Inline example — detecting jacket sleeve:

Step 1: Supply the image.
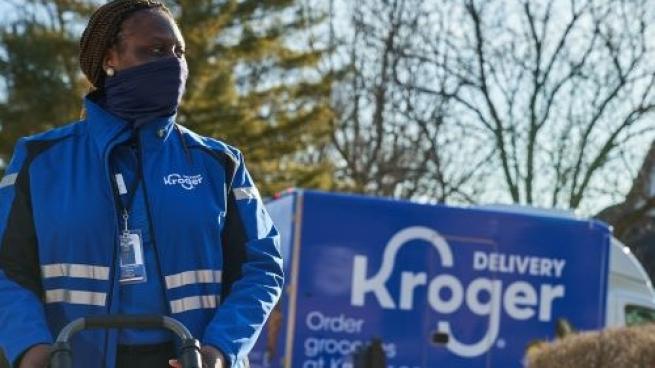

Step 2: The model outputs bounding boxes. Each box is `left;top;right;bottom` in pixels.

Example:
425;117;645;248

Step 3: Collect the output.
202;150;284;367
0;139;53;366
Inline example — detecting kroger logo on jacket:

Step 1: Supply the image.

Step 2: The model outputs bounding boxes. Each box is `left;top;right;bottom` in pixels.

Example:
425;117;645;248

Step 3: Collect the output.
164;173;203;190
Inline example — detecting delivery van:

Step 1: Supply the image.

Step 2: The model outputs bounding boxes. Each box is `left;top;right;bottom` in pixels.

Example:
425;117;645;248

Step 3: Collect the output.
248;190;655;368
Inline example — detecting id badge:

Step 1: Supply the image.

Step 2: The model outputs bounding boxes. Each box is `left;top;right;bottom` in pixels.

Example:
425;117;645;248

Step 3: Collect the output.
119;230;147;284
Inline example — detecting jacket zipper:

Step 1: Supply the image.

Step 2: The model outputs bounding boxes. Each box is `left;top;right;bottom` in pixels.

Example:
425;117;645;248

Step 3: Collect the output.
136;133;173;316
103;138;126;368
101;130;174;367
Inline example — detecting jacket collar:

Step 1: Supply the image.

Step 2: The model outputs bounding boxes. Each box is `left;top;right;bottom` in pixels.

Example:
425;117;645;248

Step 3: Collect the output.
83;97;177;154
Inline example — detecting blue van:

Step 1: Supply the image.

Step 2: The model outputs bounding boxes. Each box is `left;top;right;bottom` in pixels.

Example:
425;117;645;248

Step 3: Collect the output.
249;190;655;368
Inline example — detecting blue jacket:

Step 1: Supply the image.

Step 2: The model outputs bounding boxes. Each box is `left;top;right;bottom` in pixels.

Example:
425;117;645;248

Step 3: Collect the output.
0;99;284;368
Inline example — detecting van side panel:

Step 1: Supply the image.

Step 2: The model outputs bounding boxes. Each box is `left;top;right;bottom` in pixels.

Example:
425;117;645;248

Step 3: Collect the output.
254;191;611;368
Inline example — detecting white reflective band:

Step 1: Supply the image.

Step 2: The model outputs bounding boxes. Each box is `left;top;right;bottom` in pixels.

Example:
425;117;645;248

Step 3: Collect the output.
0;174;17;189
170;295;220;314
233;187;259;201
115;174;127;195
165;270;222;289
45;289;107;306
41;264;110;280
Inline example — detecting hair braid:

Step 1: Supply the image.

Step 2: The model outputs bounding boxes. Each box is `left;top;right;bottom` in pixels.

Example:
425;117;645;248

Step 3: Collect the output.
79;0;172;88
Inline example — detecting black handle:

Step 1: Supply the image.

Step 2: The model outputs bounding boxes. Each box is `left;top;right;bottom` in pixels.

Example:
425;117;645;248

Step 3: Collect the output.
432;331;449;345
50;314;201;368
179;339;203;368
55;314;193;343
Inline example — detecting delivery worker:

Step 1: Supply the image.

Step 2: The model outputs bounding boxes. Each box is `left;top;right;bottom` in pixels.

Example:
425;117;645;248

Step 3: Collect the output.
0;1;284;367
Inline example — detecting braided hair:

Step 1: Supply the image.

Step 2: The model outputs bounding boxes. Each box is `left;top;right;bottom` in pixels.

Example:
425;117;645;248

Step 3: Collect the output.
79;0;173;88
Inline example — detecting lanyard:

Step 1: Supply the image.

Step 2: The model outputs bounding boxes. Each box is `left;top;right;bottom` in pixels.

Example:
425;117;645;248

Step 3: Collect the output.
109;147;142;233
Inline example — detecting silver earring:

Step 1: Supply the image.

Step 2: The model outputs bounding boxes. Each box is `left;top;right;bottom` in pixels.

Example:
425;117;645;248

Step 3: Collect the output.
106;67;115;77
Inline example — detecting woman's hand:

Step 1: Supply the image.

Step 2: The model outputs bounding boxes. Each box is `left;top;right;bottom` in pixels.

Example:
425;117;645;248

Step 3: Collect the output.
18;344;50;368
169;345;225;368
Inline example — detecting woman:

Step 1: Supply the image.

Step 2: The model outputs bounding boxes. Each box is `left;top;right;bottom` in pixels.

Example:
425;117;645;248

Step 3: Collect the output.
0;1;284;367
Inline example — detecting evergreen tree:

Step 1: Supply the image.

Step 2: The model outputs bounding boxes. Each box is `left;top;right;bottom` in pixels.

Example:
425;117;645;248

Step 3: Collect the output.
172;0;335;195
0;1;93;173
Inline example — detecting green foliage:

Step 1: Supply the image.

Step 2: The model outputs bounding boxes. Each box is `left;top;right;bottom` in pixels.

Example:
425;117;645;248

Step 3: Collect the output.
0;0;336;195
172;0;335;195
0;3;90;172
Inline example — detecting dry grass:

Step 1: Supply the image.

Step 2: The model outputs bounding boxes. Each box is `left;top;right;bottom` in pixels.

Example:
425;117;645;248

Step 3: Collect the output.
527;324;655;368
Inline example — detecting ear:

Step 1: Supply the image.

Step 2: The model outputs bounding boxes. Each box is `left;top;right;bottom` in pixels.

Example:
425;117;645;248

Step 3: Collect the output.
103;47;120;72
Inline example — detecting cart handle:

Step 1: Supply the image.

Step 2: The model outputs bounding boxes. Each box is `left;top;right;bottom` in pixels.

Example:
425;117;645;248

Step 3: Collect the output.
55;315;194;342
50;315;202;368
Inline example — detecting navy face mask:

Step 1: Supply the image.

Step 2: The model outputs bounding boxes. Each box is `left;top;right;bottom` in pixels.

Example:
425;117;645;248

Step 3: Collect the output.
104;57;188;127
